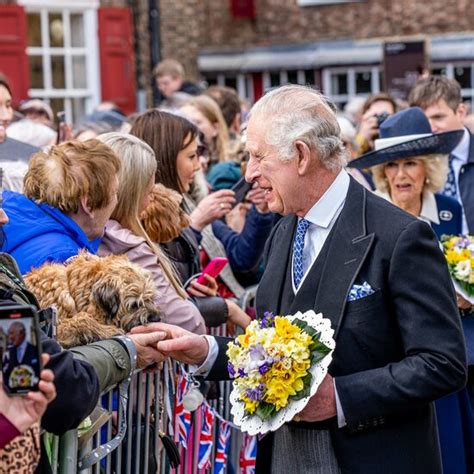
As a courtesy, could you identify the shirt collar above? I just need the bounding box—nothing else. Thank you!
[375,189,439,225]
[304,170,350,228]
[451,127,470,164]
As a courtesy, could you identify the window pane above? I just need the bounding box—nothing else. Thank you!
[49,98,65,120]
[70,13,85,47]
[27,13,42,47]
[355,71,372,93]
[270,72,280,87]
[29,56,44,88]
[304,70,315,85]
[224,77,237,90]
[72,56,87,88]
[287,70,298,84]
[432,67,447,77]
[204,76,218,87]
[49,13,64,47]
[52,56,65,88]
[330,73,348,95]
[454,66,472,89]
[72,97,86,124]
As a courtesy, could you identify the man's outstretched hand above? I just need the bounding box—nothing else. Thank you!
[130,323,210,366]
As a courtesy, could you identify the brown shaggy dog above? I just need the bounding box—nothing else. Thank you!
[25,253,161,348]
[140,184,190,243]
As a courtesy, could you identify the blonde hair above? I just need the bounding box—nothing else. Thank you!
[97,132,187,298]
[23,139,120,213]
[183,95,229,163]
[372,154,448,194]
[153,59,184,79]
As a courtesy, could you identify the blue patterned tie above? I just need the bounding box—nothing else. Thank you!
[293,218,311,289]
[443,155,458,199]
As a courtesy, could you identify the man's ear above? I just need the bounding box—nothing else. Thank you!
[456,103,467,122]
[79,195,94,219]
[295,140,312,175]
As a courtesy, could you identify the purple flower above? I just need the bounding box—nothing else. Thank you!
[246,384,265,401]
[258,362,271,375]
[260,311,275,328]
[227,362,235,378]
[238,368,247,377]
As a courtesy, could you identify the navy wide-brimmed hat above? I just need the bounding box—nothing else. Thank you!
[348,107,464,169]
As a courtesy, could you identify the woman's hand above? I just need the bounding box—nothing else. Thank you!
[0,354,56,434]
[225,203,250,233]
[190,190,236,231]
[246,184,269,214]
[187,274,218,297]
[226,300,251,329]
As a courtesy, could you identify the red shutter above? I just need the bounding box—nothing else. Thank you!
[252,73,263,102]
[98,7,136,114]
[230,0,256,19]
[0,5,29,106]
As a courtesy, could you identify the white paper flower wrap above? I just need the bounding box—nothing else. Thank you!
[229,309,335,435]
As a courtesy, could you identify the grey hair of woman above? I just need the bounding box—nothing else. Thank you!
[250,85,346,172]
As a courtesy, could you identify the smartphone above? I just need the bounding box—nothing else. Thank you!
[0,304,42,396]
[196,257,229,285]
[56,111,66,144]
[231,176,253,207]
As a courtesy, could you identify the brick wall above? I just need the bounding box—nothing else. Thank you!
[157,0,474,79]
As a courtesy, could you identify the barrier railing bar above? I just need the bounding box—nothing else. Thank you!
[125,377,133,474]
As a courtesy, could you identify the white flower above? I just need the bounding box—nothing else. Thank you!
[454,260,471,281]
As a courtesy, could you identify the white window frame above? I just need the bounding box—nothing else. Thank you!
[19,0,100,123]
[322,66,381,107]
[431,61,474,106]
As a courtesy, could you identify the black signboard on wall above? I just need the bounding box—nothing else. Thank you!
[383,40,427,100]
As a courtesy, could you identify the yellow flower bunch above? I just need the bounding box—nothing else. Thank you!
[227,312,331,421]
[442,235,474,297]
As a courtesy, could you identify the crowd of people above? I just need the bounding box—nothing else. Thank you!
[0,57,473,473]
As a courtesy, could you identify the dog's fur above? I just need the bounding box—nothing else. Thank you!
[140,184,190,243]
[25,253,161,348]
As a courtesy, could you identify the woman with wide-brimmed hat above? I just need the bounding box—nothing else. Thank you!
[348,106,464,238]
[349,106,474,474]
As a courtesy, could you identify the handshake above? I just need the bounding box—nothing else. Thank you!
[129,323,209,369]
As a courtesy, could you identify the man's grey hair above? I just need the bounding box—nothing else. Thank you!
[250,85,346,172]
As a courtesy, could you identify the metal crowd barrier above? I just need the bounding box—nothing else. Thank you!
[45,285,259,473]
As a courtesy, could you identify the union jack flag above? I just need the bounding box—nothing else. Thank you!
[214,421,231,474]
[240,434,257,474]
[197,403,215,469]
[174,369,192,448]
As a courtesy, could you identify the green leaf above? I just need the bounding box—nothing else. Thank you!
[255,402,277,420]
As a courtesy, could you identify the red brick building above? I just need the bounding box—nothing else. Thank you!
[0,0,473,122]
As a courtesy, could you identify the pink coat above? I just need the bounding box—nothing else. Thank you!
[98,220,206,335]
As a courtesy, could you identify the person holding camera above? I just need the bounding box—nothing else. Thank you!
[355,92,397,155]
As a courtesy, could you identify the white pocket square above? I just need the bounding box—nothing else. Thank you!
[347,281,375,302]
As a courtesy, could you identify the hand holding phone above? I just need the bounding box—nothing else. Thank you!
[231,176,253,207]
[196,257,229,285]
[0,305,43,396]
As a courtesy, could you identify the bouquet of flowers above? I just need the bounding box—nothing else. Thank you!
[442,235,474,304]
[227,309,335,435]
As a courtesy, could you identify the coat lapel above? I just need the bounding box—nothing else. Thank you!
[256,215,297,316]
[314,179,374,339]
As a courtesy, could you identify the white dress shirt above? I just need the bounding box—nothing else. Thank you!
[292,170,350,292]
[450,128,470,234]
